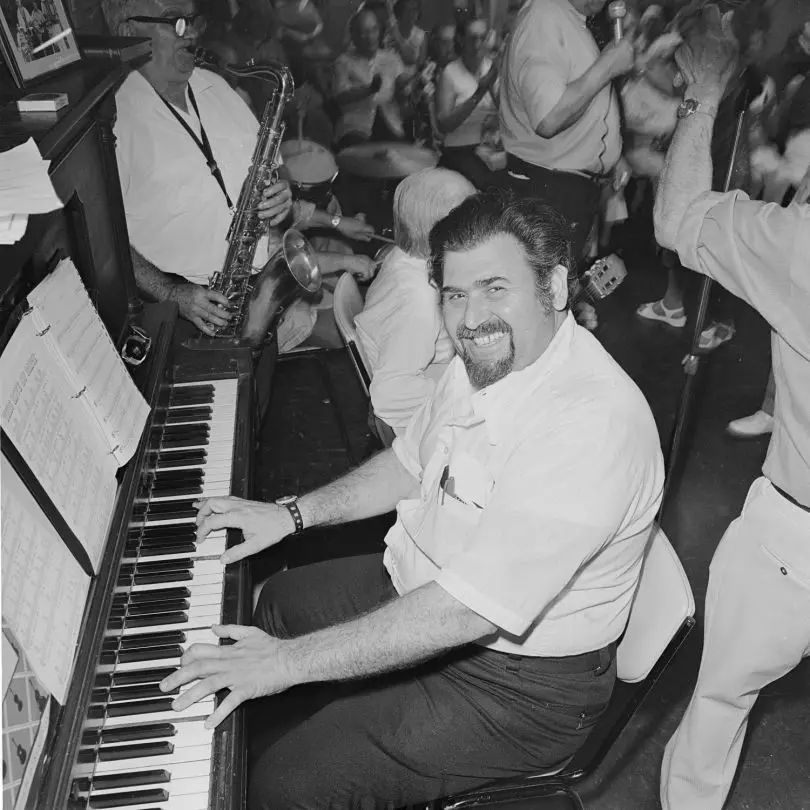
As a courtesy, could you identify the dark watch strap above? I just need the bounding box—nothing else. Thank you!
[279,499,304,533]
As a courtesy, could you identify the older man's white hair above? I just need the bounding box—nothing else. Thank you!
[394,168,475,259]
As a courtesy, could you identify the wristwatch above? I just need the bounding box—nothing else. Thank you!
[331,213,342,229]
[275,494,304,534]
[677,98,718,120]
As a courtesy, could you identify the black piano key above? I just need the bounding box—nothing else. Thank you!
[99,722,177,743]
[169,383,214,402]
[136,542,197,558]
[119,631,187,650]
[106,698,176,718]
[144,507,198,522]
[166,406,212,423]
[76,769,171,793]
[124,613,188,630]
[120,558,193,575]
[111,667,178,687]
[122,599,191,617]
[132,571,193,586]
[155,450,207,469]
[157,422,210,437]
[88,787,170,808]
[138,531,198,546]
[158,426,210,443]
[129,588,191,603]
[118,644,184,664]
[146,499,198,517]
[152,483,202,499]
[109,683,179,702]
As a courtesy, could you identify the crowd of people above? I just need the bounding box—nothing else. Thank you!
[98,0,808,806]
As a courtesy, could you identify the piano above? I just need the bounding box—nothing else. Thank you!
[1,62,255,810]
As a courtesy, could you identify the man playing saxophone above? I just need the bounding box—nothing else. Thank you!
[103,0,375,349]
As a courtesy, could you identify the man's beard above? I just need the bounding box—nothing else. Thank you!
[457,319,515,390]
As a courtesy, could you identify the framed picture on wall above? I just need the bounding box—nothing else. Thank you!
[0,0,81,88]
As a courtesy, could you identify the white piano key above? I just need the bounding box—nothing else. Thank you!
[92,743,214,775]
[101,698,215,727]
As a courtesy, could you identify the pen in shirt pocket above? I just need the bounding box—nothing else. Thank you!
[439,465,483,509]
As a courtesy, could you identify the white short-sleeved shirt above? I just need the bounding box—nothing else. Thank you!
[674,191,810,505]
[385,313,664,656]
[355,247,455,434]
[333,48,406,141]
[499,0,622,173]
[438,57,498,148]
[115,69,260,287]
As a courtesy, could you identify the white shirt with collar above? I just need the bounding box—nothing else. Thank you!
[386,313,664,657]
[115,68,259,287]
[355,246,455,435]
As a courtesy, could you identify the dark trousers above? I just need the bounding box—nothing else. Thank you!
[249,554,616,810]
[505,154,602,269]
[439,145,506,192]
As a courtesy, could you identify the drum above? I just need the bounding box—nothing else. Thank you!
[280,138,339,209]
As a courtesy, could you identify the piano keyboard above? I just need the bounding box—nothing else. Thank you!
[74,379,239,810]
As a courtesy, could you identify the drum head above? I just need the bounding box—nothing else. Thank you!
[281,139,338,186]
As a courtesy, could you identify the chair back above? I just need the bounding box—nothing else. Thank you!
[616,524,695,684]
[333,272,373,398]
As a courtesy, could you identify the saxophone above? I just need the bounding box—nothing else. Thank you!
[184,48,322,351]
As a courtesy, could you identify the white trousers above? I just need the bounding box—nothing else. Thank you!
[661,477,810,809]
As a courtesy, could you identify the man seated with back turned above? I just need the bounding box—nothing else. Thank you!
[102,0,375,353]
[160,190,665,808]
[355,167,475,438]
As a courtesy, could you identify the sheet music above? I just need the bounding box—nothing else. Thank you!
[28,258,149,465]
[1,456,91,704]
[0,315,117,571]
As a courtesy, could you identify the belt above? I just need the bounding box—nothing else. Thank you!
[506,155,608,184]
[772,482,810,513]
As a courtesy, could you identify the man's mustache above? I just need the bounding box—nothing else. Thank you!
[457,319,512,342]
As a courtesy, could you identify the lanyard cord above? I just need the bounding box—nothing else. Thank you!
[157,84,233,209]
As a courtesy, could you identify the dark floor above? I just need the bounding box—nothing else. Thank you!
[253,215,809,809]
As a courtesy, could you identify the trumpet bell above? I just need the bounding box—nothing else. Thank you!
[283,228,322,294]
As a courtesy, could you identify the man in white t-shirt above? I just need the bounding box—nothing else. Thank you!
[500,0,633,264]
[160,190,664,807]
[333,7,410,147]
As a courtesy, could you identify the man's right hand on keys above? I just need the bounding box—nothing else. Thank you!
[172,283,234,336]
[195,496,297,564]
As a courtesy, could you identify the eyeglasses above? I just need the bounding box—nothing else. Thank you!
[127,13,206,37]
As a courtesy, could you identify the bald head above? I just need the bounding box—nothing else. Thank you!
[394,169,476,258]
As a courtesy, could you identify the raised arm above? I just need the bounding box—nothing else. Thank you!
[530,39,633,138]
[436,62,498,134]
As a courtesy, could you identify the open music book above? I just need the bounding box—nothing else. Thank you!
[0,258,149,571]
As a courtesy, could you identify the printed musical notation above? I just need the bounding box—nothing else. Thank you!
[0,316,117,571]
[0,456,91,705]
[28,258,149,465]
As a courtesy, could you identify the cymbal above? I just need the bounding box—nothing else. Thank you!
[336,142,439,179]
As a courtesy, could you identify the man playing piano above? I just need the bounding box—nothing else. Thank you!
[102,0,376,351]
[162,190,665,807]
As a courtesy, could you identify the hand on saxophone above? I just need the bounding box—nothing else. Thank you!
[172,283,234,336]
[258,179,294,226]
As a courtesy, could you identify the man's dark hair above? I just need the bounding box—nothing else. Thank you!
[428,189,574,307]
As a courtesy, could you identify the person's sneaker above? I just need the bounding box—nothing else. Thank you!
[726,410,774,438]
[698,320,736,352]
[636,300,687,327]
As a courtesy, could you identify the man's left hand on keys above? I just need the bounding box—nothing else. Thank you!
[257,179,294,225]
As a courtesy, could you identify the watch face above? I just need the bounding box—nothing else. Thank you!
[678,98,699,119]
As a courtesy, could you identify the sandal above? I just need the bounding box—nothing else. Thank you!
[698,321,736,352]
[636,300,687,328]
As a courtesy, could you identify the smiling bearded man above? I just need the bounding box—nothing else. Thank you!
[162,190,664,809]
